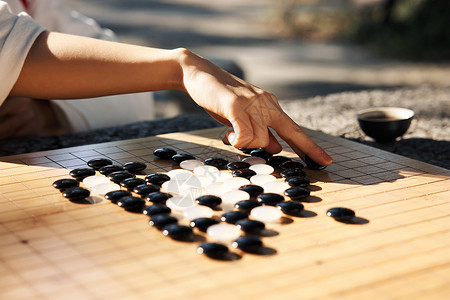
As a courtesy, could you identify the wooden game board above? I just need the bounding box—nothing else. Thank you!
[1,127,449,300]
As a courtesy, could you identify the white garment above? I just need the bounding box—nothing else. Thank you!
[0,2,44,105]
[2,0,155,132]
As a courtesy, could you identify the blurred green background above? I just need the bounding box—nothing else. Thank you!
[273,0,450,61]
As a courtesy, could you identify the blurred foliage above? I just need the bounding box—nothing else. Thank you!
[271,0,450,61]
[349,0,450,61]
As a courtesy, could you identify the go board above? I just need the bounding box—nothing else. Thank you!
[1,127,449,299]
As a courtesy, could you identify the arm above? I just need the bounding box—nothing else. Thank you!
[11,31,183,98]
[11,31,333,166]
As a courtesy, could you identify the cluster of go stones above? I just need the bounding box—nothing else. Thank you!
[53,147,355,260]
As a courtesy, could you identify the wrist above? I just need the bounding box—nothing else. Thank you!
[171,47,194,92]
[175,48,214,93]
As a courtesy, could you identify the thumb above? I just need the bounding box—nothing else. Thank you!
[227,116,254,148]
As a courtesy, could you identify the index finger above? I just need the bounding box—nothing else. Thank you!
[272,112,333,167]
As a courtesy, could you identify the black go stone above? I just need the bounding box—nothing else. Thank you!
[133,184,160,197]
[197,242,230,259]
[285,176,310,187]
[143,204,171,216]
[277,201,304,214]
[98,165,123,176]
[305,155,327,170]
[172,153,195,164]
[145,192,173,204]
[87,158,112,170]
[232,168,257,179]
[149,214,178,230]
[267,156,292,168]
[227,161,251,171]
[221,211,249,224]
[204,157,229,169]
[239,184,264,198]
[284,187,310,200]
[250,148,273,160]
[117,196,145,212]
[104,190,132,204]
[69,168,95,181]
[153,148,177,159]
[232,236,263,252]
[280,161,304,170]
[52,178,79,191]
[120,177,146,191]
[162,224,193,240]
[190,218,220,232]
[238,148,257,154]
[145,173,170,185]
[236,219,265,234]
[107,171,134,184]
[327,207,355,221]
[235,200,262,211]
[62,187,90,202]
[123,161,147,173]
[280,168,306,179]
[257,193,285,206]
[195,195,222,208]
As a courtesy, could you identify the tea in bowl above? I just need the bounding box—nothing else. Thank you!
[357,107,414,143]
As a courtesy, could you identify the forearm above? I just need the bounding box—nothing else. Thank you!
[10,31,186,99]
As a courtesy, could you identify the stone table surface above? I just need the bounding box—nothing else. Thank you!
[280,85,449,169]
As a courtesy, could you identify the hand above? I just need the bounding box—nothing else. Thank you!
[179,51,333,166]
[0,97,44,139]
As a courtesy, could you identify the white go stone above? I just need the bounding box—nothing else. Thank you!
[162,180,183,194]
[195,175,212,186]
[91,182,121,195]
[250,174,277,186]
[183,205,214,220]
[249,164,274,175]
[205,182,233,196]
[251,206,282,222]
[162,176,204,194]
[221,190,250,205]
[166,194,196,211]
[264,180,290,194]
[207,223,241,242]
[195,176,214,187]
[82,175,110,188]
[179,159,204,170]
[193,165,219,176]
[167,169,193,180]
[223,177,250,189]
[182,176,206,189]
[227,132,237,145]
[204,171,233,183]
[178,187,205,199]
[242,156,266,165]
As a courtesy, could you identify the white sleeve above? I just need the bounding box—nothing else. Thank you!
[0,2,45,105]
[30,0,117,41]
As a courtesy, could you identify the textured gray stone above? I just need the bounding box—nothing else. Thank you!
[281,85,449,169]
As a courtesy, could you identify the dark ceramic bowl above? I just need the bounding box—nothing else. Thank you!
[357,107,414,143]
